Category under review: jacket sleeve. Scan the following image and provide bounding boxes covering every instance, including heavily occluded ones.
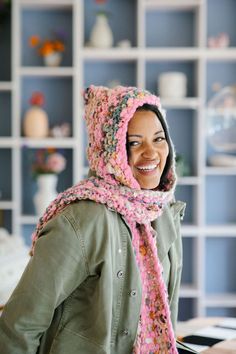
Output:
[168,202,185,332]
[0,211,89,354]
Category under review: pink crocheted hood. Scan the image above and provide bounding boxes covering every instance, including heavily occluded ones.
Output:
[84,85,176,191]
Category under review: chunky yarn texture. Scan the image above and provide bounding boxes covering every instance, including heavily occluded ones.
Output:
[31,85,178,353]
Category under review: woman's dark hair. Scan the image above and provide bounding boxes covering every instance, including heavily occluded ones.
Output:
[127,103,173,191]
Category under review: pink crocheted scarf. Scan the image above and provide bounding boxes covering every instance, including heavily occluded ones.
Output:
[31,85,178,353]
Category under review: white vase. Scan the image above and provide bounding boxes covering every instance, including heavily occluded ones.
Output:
[23,106,49,138]
[43,52,62,67]
[90,14,113,48]
[34,174,58,215]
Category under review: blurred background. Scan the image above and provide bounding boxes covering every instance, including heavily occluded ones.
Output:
[0,0,236,323]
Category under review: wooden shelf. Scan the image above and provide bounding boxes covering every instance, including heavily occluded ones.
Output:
[0,82,13,91]
[144,0,201,11]
[205,167,236,176]
[204,294,236,307]
[20,0,73,9]
[19,138,77,148]
[0,201,16,210]
[20,215,39,225]
[180,285,200,298]
[204,225,236,237]
[162,97,200,109]
[19,67,75,77]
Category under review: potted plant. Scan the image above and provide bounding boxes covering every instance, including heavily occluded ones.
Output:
[29,29,66,67]
[32,148,66,215]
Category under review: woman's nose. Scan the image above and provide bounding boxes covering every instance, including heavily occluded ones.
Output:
[142,144,158,159]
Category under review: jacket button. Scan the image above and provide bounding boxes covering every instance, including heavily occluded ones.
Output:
[122,329,129,336]
[130,289,137,297]
[117,270,124,278]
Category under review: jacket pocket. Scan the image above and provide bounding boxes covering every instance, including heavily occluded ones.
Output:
[49,327,107,354]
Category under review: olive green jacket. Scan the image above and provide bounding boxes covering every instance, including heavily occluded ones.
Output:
[0,199,185,354]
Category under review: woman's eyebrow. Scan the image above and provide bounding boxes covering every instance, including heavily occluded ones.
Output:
[154,130,164,135]
[128,130,164,138]
[127,134,142,138]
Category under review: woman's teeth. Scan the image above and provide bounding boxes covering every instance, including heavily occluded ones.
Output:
[136,164,157,171]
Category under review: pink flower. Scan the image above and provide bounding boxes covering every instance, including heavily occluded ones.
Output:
[46,153,66,173]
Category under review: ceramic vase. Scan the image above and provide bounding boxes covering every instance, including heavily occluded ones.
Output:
[90,13,113,48]
[34,174,58,215]
[43,52,62,67]
[23,106,49,138]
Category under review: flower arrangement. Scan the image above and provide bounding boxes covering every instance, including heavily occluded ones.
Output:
[32,148,66,177]
[29,29,66,58]
[29,91,45,107]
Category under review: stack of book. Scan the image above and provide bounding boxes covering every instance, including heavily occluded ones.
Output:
[177,317,236,353]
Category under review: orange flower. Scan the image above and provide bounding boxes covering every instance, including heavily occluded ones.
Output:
[29,35,40,47]
[53,40,65,52]
[47,147,57,154]
[39,41,54,56]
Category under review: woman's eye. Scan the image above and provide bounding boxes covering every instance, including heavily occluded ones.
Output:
[128,141,140,147]
[155,136,166,142]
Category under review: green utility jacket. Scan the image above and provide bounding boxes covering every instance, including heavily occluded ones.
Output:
[0,199,185,354]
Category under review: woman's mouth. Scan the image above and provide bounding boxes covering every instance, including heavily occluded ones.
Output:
[136,163,159,174]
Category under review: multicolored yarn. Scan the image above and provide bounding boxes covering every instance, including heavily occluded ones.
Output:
[31,85,178,353]
[84,85,176,191]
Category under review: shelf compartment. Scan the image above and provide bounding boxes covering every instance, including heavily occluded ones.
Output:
[21,77,73,138]
[206,306,236,317]
[205,237,236,294]
[205,176,236,225]
[145,7,197,47]
[0,149,12,201]
[0,16,11,82]
[0,92,11,137]
[84,0,137,48]
[207,0,236,48]
[146,60,198,98]
[21,8,73,67]
[167,109,198,177]
[21,147,73,216]
[178,297,197,321]
[206,61,236,102]
[0,209,12,234]
[21,224,36,247]
[175,185,197,225]
[84,60,137,88]
[181,237,197,287]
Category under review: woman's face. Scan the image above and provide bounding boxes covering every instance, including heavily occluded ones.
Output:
[127,110,169,190]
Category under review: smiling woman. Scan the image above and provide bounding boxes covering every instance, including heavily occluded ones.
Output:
[0,85,186,354]
[127,109,169,190]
